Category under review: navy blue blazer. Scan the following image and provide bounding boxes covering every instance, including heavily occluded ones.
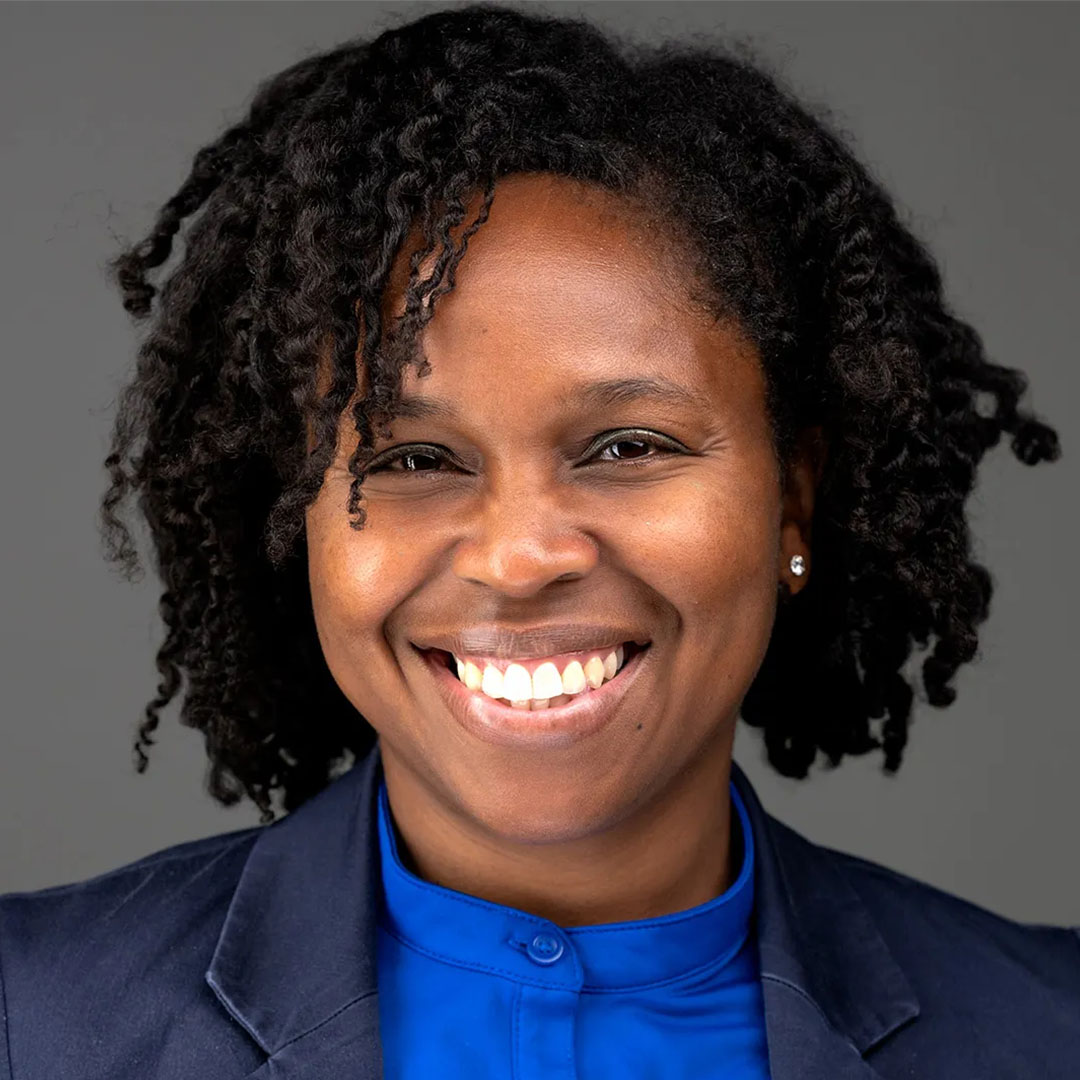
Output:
[1,743,1078,1079]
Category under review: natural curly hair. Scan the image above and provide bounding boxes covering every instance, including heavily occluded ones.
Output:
[100,3,1060,824]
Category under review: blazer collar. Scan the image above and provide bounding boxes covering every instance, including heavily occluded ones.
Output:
[729,762,920,1075]
[206,742,919,1078]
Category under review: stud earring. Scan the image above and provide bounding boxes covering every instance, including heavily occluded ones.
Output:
[789,554,806,576]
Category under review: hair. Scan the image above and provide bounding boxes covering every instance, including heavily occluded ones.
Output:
[100,3,1060,823]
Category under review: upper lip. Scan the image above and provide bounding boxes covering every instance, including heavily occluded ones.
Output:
[414,623,651,661]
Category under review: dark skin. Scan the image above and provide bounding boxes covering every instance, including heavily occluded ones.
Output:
[305,173,821,927]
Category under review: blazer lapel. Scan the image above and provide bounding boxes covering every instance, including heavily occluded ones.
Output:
[205,743,919,1080]
[233,997,383,1080]
[730,760,921,1079]
[205,744,386,1079]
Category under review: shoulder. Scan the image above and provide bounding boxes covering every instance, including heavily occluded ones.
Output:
[0,824,261,942]
[831,839,1080,975]
[750,805,1080,1074]
[0,826,266,1080]
[815,831,1080,1061]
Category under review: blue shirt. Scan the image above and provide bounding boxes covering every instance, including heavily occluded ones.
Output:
[375,776,772,1079]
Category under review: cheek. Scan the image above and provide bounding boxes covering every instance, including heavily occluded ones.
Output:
[612,460,781,736]
[306,480,431,619]
[621,463,779,607]
[611,456,781,712]
[304,497,427,722]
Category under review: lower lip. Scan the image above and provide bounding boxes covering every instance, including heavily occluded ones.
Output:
[416,644,652,750]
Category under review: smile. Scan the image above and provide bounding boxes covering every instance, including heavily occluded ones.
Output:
[414,641,653,749]
[444,642,638,709]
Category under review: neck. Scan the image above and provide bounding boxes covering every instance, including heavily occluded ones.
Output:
[379,738,737,927]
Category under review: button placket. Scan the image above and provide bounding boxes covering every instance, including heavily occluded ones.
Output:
[507,924,581,1079]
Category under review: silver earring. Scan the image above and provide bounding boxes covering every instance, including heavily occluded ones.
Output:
[790,554,806,576]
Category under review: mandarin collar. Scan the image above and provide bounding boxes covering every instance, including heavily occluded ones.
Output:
[376,773,756,992]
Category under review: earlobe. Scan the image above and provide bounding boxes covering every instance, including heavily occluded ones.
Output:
[779,425,826,595]
[779,521,811,596]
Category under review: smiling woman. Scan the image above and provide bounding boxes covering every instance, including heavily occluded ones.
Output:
[1,5,1077,1080]
[303,174,803,904]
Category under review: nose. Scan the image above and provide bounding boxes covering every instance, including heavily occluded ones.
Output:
[451,469,599,597]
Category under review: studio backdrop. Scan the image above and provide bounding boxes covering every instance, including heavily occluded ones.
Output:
[0,0,1076,925]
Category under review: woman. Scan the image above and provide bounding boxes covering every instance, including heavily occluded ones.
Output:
[0,5,1076,1078]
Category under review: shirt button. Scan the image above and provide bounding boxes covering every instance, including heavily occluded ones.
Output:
[526,932,565,965]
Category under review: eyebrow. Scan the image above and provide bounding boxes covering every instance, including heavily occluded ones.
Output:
[390,376,700,421]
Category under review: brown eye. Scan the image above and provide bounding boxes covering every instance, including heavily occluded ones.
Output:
[605,439,652,460]
[589,430,684,464]
[366,446,454,474]
[397,452,444,472]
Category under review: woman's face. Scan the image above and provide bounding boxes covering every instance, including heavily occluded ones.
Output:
[306,173,814,846]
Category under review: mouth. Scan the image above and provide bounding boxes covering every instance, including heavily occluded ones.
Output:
[431,640,647,701]
[412,639,653,749]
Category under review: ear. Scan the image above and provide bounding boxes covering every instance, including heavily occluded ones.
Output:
[779,425,827,596]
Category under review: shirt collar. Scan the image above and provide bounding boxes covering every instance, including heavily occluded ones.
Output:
[376,773,756,992]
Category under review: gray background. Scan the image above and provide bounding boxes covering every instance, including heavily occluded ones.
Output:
[1,1,1076,924]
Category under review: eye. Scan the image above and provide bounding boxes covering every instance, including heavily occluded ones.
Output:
[364,445,456,475]
[586,429,685,464]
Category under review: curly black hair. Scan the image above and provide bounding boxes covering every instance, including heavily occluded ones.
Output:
[99,3,1060,824]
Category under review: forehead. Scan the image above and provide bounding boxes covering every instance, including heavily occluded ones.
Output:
[379,173,755,402]
[385,173,702,324]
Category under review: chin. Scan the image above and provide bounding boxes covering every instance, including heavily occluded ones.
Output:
[457,779,618,847]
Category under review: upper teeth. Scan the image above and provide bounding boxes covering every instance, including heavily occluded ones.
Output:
[451,645,626,706]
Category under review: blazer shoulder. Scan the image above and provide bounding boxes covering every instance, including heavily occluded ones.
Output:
[0,826,267,1080]
[824,840,1080,1002]
[0,822,264,964]
[0,823,262,916]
